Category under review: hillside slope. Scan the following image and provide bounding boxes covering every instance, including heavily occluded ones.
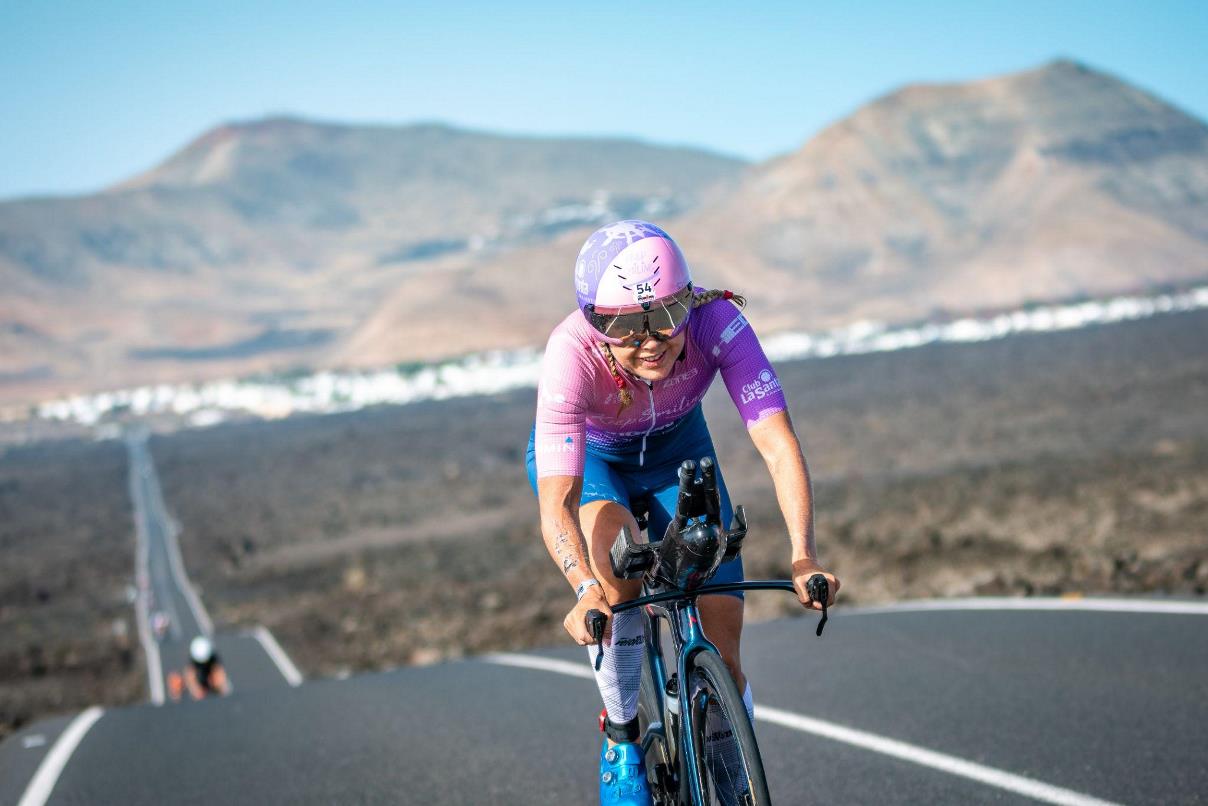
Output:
[363,60,1208,367]
[0,122,744,401]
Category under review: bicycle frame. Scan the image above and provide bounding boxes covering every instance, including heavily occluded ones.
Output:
[613,581,797,804]
[595,458,828,803]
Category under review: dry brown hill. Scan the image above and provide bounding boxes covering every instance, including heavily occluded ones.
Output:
[353,60,1208,367]
[676,59,1208,334]
[3,60,1206,404]
[0,121,744,402]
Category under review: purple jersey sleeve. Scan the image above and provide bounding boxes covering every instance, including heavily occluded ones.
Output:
[532,328,591,478]
[698,304,787,428]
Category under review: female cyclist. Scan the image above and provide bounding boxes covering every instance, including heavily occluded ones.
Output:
[526,219,839,805]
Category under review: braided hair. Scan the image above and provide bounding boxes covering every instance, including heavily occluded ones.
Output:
[600,289,746,414]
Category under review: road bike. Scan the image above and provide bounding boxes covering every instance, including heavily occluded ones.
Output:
[587,457,829,805]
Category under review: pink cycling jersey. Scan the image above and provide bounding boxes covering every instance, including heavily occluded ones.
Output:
[534,299,787,477]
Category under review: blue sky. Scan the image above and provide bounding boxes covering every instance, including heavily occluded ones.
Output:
[2,0,1205,200]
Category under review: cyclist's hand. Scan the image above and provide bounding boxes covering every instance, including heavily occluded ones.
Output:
[792,558,840,611]
[564,585,612,645]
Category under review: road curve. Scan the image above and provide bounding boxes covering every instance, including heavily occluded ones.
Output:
[3,599,1204,805]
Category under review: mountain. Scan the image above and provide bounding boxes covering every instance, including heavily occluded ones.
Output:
[675,59,1208,332]
[0,120,746,402]
[3,60,1207,407]
[351,60,1208,367]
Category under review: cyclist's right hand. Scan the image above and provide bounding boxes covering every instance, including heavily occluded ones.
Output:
[565,585,612,645]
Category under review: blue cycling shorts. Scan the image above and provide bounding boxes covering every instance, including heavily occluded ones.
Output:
[526,404,744,598]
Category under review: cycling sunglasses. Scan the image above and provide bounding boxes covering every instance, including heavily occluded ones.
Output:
[584,285,695,345]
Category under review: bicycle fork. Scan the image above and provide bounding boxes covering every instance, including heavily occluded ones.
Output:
[644,598,724,805]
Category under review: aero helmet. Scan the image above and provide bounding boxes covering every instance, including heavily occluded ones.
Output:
[190,635,214,664]
[575,220,694,344]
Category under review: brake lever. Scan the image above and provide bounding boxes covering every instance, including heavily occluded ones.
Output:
[586,609,607,670]
[806,575,829,637]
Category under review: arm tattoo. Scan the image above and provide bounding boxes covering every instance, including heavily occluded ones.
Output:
[554,529,579,576]
[547,522,591,580]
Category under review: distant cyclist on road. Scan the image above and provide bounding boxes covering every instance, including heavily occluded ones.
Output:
[169,636,231,701]
[151,610,170,640]
[527,220,840,804]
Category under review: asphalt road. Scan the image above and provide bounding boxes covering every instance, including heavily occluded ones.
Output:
[126,433,299,699]
[3,434,1204,804]
[0,433,302,806]
[3,600,1205,805]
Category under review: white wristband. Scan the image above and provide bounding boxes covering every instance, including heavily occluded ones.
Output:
[575,578,600,601]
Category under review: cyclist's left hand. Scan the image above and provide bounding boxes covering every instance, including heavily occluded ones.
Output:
[791,558,840,611]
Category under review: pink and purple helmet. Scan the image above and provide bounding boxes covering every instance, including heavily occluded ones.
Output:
[574,220,695,344]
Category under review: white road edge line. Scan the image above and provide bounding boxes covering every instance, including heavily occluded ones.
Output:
[753,705,1122,806]
[481,653,1122,806]
[127,437,164,705]
[155,472,215,636]
[251,626,304,686]
[134,579,164,705]
[16,707,104,806]
[129,432,214,636]
[846,596,1208,617]
[484,652,596,680]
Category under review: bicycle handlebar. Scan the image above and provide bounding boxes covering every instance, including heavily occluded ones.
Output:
[610,576,830,636]
[583,574,825,677]
[585,609,607,669]
[806,575,829,636]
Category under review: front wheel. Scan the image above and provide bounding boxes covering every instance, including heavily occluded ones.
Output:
[685,651,770,805]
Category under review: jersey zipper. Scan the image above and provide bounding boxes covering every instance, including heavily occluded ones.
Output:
[639,380,656,466]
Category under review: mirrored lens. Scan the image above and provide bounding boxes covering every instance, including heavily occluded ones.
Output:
[601,310,667,339]
[590,286,693,340]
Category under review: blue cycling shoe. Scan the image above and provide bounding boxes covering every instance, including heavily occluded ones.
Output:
[599,739,652,806]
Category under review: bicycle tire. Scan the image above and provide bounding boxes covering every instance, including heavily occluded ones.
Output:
[685,651,770,805]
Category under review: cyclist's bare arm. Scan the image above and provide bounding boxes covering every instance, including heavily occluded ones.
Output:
[748,410,841,608]
[537,474,611,644]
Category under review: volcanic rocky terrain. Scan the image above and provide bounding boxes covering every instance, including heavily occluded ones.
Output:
[3,305,1206,738]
